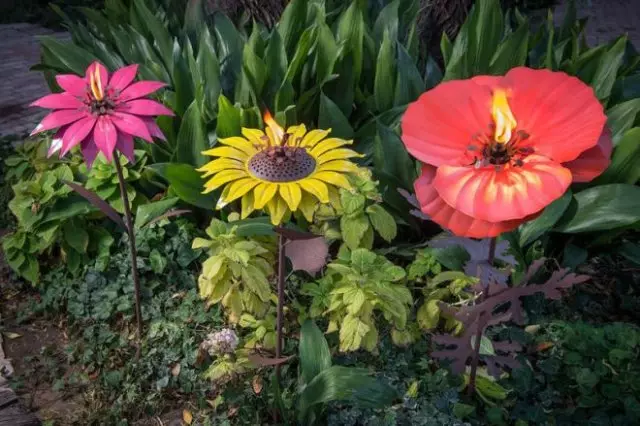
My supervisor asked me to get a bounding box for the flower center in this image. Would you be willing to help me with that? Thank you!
[248,146,316,182]
[87,67,117,115]
[466,89,533,169]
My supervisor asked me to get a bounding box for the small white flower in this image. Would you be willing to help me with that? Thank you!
[202,328,239,355]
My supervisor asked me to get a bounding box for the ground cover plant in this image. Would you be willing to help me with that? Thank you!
[1,0,640,425]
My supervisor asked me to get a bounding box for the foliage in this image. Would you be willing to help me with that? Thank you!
[302,247,412,352]
[507,321,640,425]
[193,217,276,328]
[313,168,398,250]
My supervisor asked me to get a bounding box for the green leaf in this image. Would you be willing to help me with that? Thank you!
[393,44,424,106]
[297,366,398,424]
[554,184,640,233]
[283,26,317,84]
[374,30,396,112]
[518,190,573,247]
[350,248,378,274]
[453,403,476,419]
[424,55,443,90]
[37,36,96,75]
[592,36,627,102]
[337,0,365,82]
[365,205,397,242]
[373,0,399,43]
[440,32,453,67]
[242,44,268,97]
[468,0,504,74]
[277,0,307,57]
[241,265,272,302]
[299,320,332,386]
[149,163,216,209]
[596,128,640,184]
[134,0,174,70]
[197,27,221,120]
[606,99,640,145]
[489,21,529,75]
[62,221,89,254]
[373,124,415,191]
[149,249,168,273]
[417,299,440,331]
[318,93,354,139]
[341,214,370,250]
[135,197,179,228]
[315,22,338,84]
[184,0,206,49]
[339,314,370,352]
[213,12,243,93]
[216,94,241,138]
[176,100,207,167]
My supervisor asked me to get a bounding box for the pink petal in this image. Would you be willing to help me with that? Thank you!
[60,116,97,156]
[108,64,138,91]
[31,109,88,135]
[55,74,87,97]
[93,116,118,162]
[48,126,68,158]
[110,112,153,142]
[564,127,613,183]
[85,61,109,91]
[30,93,83,110]
[81,137,99,169]
[119,81,167,102]
[143,118,166,141]
[116,133,135,163]
[118,99,174,116]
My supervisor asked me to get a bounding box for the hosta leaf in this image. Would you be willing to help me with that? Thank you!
[62,221,89,254]
[315,22,338,84]
[518,190,573,247]
[134,0,174,70]
[375,30,396,112]
[394,44,423,106]
[197,27,221,120]
[176,100,207,167]
[596,128,640,185]
[134,197,179,228]
[318,93,354,139]
[216,94,241,138]
[149,163,216,209]
[277,0,307,57]
[606,99,640,145]
[299,320,332,385]
[337,0,364,82]
[591,36,627,102]
[373,0,399,44]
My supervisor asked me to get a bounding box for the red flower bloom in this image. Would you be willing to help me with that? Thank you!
[401,67,612,238]
[31,62,173,167]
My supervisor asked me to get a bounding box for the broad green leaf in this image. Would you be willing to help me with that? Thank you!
[135,197,179,228]
[283,26,317,83]
[596,128,640,184]
[365,205,397,242]
[606,99,640,145]
[277,0,307,57]
[339,314,370,352]
[297,366,398,424]
[554,184,640,233]
[134,0,174,70]
[591,36,627,102]
[263,30,287,105]
[149,163,216,209]
[242,265,272,302]
[242,44,268,97]
[341,214,370,250]
[417,299,440,330]
[394,44,424,106]
[149,249,168,273]
[299,320,332,386]
[374,30,396,112]
[318,93,354,139]
[184,0,205,50]
[216,94,241,138]
[315,22,338,84]
[373,0,399,43]
[172,40,195,116]
[489,21,529,75]
[197,27,221,120]
[424,55,443,90]
[468,0,504,74]
[337,0,365,82]
[518,190,573,247]
[323,53,355,117]
[62,221,89,254]
[440,32,453,67]
[37,36,96,75]
[213,13,243,97]
[176,100,207,167]
[373,124,415,191]
[350,248,377,274]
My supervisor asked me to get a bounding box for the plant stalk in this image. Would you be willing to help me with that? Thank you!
[468,237,497,396]
[114,153,143,360]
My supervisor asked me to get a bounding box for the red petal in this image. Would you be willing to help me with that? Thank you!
[415,164,524,238]
[503,67,606,162]
[118,99,174,116]
[143,118,166,141]
[563,127,613,183]
[31,110,87,135]
[30,93,83,109]
[108,64,138,91]
[60,116,97,156]
[434,154,572,222]
[110,112,153,142]
[93,116,118,162]
[401,79,493,167]
[48,126,67,158]
[85,61,109,91]
[116,133,135,163]
[55,74,87,97]
[119,81,167,101]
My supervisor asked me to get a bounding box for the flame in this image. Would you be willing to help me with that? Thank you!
[90,67,104,101]
[263,110,284,143]
[491,90,516,143]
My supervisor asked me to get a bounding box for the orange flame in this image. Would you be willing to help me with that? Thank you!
[491,90,516,144]
[263,110,284,142]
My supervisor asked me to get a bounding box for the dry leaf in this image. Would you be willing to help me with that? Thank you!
[2,332,22,340]
[182,409,193,425]
[171,363,181,377]
[535,342,554,352]
[228,406,239,417]
[252,375,263,394]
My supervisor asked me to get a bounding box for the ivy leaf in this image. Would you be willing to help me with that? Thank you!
[341,214,370,250]
[366,204,397,242]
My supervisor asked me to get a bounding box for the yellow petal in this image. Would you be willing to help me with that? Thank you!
[223,178,260,204]
[242,128,269,147]
[253,182,278,209]
[317,160,359,173]
[279,182,302,211]
[298,193,317,222]
[317,148,363,164]
[267,196,289,225]
[196,158,244,177]
[216,184,232,209]
[300,129,330,149]
[313,171,352,189]
[310,138,352,157]
[202,146,249,161]
[241,192,255,219]
[218,137,259,156]
[265,126,278,147]
[203,169,247,193]
[298,178,329,203]
[286,124,307,143]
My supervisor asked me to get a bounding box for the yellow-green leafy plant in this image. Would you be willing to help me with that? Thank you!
[313,169,397,250]
[193,218,276,324]
[238,312,277,350]
[201,329,254,384]
[302,248,412,352]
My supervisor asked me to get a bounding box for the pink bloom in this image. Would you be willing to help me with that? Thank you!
[31,62,173,167]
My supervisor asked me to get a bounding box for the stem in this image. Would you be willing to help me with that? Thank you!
[468,237,497,396]
[114,153,143,360]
